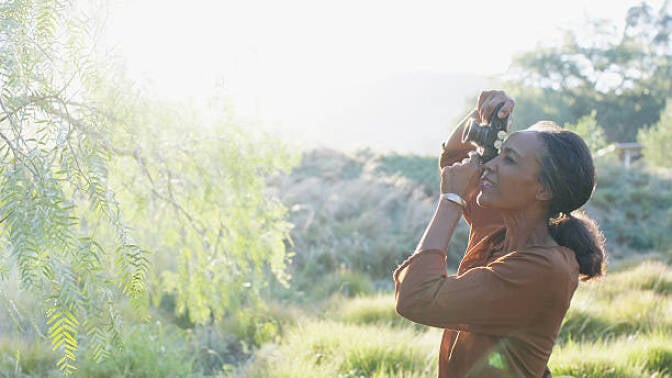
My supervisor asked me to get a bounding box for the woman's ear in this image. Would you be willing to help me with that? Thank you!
[536,183,553,201]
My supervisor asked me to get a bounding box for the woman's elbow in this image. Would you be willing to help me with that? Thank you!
[395,295,412,319]
[395,291,427,323]
[396,297,451,328]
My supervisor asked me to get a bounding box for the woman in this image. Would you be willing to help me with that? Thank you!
[394,90,606,377]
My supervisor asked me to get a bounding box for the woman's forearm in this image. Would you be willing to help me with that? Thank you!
[415,199,464,253]
[442,108,478,153]
[440,109,479,169]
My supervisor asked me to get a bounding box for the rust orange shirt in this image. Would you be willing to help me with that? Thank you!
[394,150,579,377]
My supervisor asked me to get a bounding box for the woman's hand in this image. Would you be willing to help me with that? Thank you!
[439,89,515,170]
[476,90,515,129]
[440,151,482,199]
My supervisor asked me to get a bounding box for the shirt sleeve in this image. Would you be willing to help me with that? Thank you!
[394,248,551,335]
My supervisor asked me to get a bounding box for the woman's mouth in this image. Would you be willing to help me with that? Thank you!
[480,177,496,190]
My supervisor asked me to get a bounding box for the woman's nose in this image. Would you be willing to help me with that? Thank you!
[482,156,498,175]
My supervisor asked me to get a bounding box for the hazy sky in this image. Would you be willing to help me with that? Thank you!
[104,0,653,96]
[102,0,661,151]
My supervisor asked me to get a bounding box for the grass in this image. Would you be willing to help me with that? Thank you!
[0,321,197,377]
[558,260,672,342]
[332,293,401,325]
[2,258,671,378]
[242,259,672,378]
[549,334,672,377]
[240,320,440,378]
[76,321,196,378]
[0,337,59,377]
[1,257,671,378]
[613,260,672,295]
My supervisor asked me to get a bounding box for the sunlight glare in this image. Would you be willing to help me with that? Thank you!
[101,0,654,151]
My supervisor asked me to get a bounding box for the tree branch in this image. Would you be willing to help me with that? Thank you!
[0,97,40,176]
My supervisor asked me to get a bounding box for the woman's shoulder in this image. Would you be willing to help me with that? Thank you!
[515,245,580,278]
[484,246,578,294]
[488,245,578,275]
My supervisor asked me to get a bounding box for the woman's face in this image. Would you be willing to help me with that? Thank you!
[477,131,548,210]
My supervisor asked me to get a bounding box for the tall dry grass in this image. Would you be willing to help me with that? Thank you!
[241,259,672,377]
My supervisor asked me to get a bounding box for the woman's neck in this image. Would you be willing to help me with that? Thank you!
[501,207,556,252]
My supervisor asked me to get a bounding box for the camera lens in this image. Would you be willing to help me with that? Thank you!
[462,120,491,146]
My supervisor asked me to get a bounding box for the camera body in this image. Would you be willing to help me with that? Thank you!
[461,102,509,163]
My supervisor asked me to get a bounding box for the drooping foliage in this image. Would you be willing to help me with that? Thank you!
[0,0,297,374]
[0,0,151,373]
[105,98,297,329]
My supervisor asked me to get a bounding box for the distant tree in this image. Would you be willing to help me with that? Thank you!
[504,86,577,131]
[503,1,672,142]
[563,111,609,153]
[638,98,672,167]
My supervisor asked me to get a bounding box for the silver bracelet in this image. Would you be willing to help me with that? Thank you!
[440,192,466,208]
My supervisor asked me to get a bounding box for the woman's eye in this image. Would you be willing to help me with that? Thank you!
[503,155,515,163]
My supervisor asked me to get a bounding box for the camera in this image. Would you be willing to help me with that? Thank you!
[461,102,509,163]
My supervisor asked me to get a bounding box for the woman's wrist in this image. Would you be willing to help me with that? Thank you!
[440,192,466,208]
[416,193,464,252]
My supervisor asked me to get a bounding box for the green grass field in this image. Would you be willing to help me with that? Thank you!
[2,259,671,377]
[242,260,672,378]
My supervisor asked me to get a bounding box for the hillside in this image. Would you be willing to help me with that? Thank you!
[272,149,672,296]
[247,148,672,377]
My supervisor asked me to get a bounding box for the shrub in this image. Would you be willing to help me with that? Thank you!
[588,158,672,253]
[273,149,469,300]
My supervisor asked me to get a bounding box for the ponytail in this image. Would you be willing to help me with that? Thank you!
[531,122,606,281]
[548,210,606,281]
